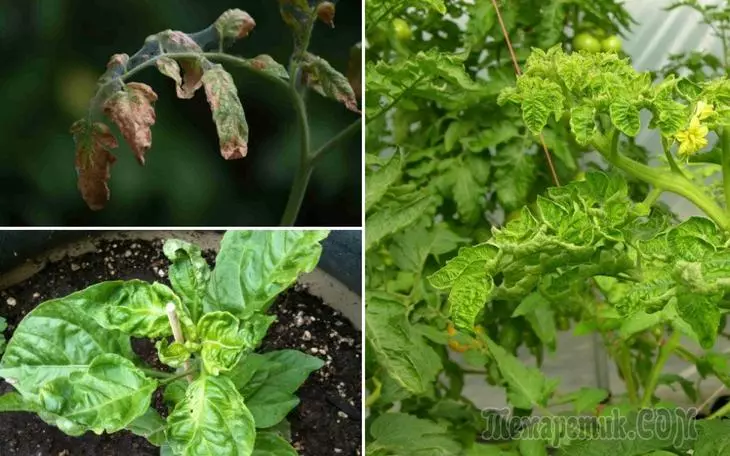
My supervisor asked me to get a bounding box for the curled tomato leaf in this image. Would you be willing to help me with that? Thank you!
[157,30,203,53]
[215,9,256,40]
[300,53,360,113]
[103,82,158,165]
[249,55,289,80]
[202,65,249,160]
[156,56,204,100]
[71,119,118,211]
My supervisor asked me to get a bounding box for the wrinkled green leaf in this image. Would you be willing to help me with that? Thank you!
[163,238,211,323]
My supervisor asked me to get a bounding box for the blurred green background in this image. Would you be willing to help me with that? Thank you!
[0,0,361,226]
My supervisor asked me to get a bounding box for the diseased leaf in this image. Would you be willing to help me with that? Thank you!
[610,99,642,136]
[71,119,118,210]
[39,354,157,434]
[202,65,249,160]
[157,30,204,53]
[156,339,191,369]
[167,375,256,456]
[215,9,256,40]
[366,294,441,394]
[277,0,315,52]
[196,311,246,375]
[206,230,328,317]
[163,238,211,323]
[0,283,137,399]
[570,105,597,145]
[366,150,403,213]
[156,56,204,100]
[300,52,360,113]
[103,82,158,164]
[249,55,289,80]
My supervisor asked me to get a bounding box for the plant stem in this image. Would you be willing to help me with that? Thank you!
[721,128,730,213]
[160,368,198,385]
[616,346,640,405]
[365,377,382,408]
[709,398,730,419]
[642,187,663,207]
[280,165,313,226]
[640,331,681,408]
[674,344,700,365]
[166,302,193,382]
[594,132,730,230]
[311,119,362,164]
[138,367,177,379]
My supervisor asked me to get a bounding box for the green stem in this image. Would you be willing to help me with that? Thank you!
[616,346,640,405]
[365,377,383,408]
[640,331,681,408]
[311,119,362,164]
[661,136,688,177]
[280,164,313,226]
[642,187,663,207]
[721,128,730,213]
[594,132,730,230]
[161,369,198,385]
[138,367,177,379]
[708,398,730,419]
[674,345,700,364]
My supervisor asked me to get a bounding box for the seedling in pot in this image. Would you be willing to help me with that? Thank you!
[72,1,361,225]
[0,230,329,456]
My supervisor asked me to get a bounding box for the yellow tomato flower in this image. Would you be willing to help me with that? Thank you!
[693,100,714,121]
[675,117,709,158]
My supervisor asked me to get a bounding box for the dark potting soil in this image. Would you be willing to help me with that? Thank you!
[0,237,362,456]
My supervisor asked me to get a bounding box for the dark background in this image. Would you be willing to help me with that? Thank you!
[0,0,362,227]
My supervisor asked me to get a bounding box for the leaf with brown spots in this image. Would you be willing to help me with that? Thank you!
[157,30,203,53]
[248,55,289,80]
[156,56,204,99]
[202,65,249,160]
[215,9,256,40]
[103,82,158,164]
[300,53,360,114]
[71,120,118,211]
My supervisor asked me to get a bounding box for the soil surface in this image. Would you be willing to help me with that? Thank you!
[0,237,362,456]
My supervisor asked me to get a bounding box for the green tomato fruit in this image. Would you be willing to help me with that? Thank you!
[573,32,601,53]
[601,35,622,53]
[392,18,412,41]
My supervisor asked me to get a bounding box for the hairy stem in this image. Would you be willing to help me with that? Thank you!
[641,331,681,408]
[721,128,730,213]
[311,119,362,164]
[365,377,382,408]
[593,132,730,230]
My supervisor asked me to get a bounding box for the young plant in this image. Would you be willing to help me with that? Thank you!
[72,1,361,225]
[0,230,329,455]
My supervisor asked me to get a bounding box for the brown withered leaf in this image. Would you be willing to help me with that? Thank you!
[300,53,360,114]
[103,82,158,164]
[71,120,118,211]
[156,56,204,99]
[316,2,335,28]
[202,65,249,160]
[157,30,203,53]
[215,9,256,40]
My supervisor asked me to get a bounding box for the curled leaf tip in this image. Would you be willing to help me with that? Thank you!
[156,56,204,99]
[103,82,158,165]
[316,2,336,28]
[215,9,256,40]
[158,30,203,53]
[71,120,118,211]
[300,53,360,114]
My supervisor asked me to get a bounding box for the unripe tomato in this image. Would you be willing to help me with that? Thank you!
[392,18,412,41]
[601,35,622,53]
[573,33,601,53]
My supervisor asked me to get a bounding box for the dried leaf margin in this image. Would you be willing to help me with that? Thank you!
[103,82,158,165]
[71,120,118,211]
[300,52,360,113]
[202,65,249,160]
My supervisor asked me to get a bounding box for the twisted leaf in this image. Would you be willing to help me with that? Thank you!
[103,82,158,164]
[71,120,118,210]
[202,65,249,160]
[300,52,360,113]
[215,9,256,40]
[156,57,204,100]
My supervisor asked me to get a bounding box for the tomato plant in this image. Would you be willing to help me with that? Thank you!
[0,230,328,455]
[71,2,361,226]
[365,0,730,454]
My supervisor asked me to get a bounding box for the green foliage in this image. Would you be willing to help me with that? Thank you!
[0,230,329,455]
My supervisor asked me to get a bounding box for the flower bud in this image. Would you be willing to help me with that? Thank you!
[316,2,335,28]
